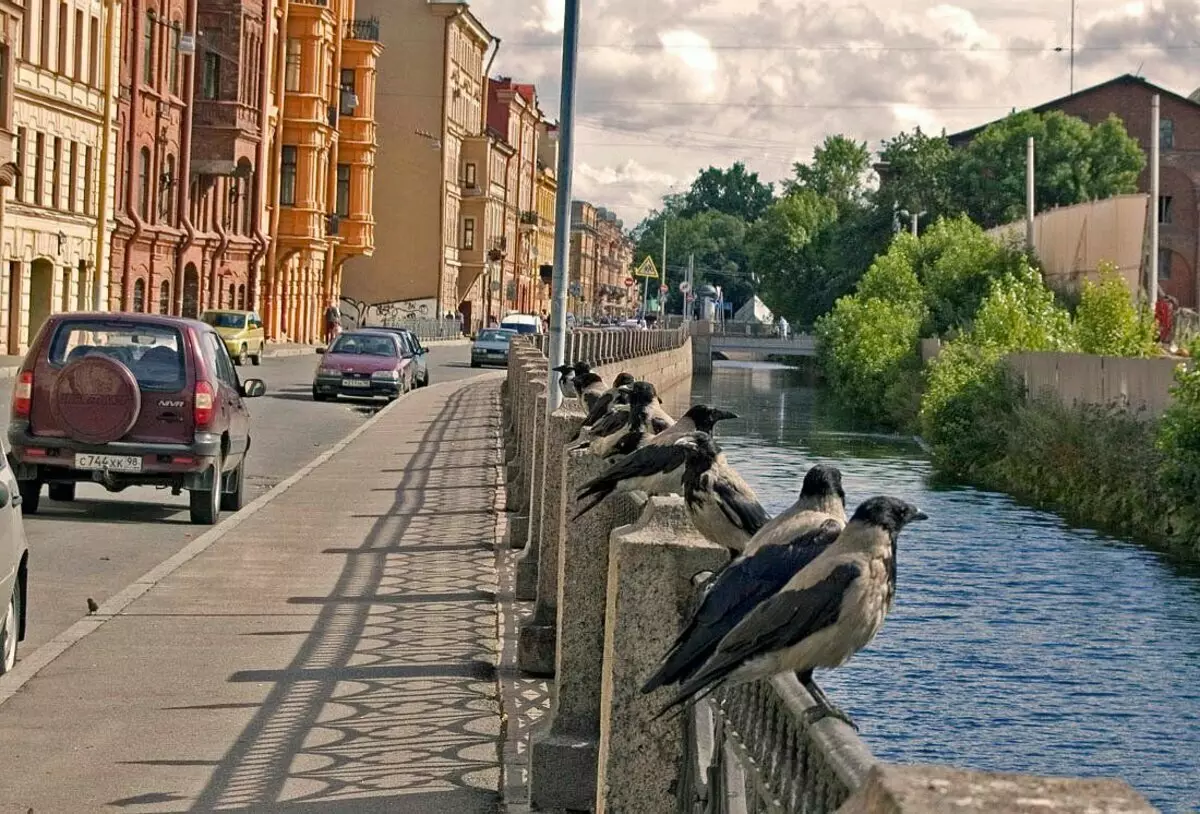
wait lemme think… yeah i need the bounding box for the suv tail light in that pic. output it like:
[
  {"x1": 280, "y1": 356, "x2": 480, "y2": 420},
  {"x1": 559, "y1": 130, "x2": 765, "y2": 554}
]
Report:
[
  {"x1": 12, "y1": 370, "x2": 32, "y2": 418},
  {"x1": 194, "y1": 380, "x2": 215, "y2": 428}
]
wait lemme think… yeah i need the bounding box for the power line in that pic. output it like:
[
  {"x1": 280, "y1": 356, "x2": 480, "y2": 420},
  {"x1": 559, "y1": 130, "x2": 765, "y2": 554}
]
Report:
[{"x1": 381, "y1": 40, "x2": 1198, "y2": 55}]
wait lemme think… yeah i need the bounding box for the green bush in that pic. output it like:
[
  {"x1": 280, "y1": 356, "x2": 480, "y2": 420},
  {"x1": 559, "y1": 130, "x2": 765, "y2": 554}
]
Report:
[
  {"x1": 1156, "y1": 356, "x2": 1200, "y2": 544},
  {"x1": 1074, "y1": 263, "x2": 1158, "y2": 357}
]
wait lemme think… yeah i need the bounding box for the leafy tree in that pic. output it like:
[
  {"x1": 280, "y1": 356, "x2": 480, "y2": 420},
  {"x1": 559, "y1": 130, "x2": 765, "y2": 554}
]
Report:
[
  {"x1": 746, "y1": 191, "x2": 839, "y2": 327},
  {"x1": 681, "y1": 162, "x2": 775, "y2": 222},
  {"x1": 954, "y1": 109, "x2": 1145, "y2": 228},
  {"x1": 1074, "y1": 263, "x2": 1158, "y2": 357},
  {"x1": 784, "y1": 135, "x2": 872, "y2": 208},
  {"x1": 874, "y1": 128, "x2": 961, "y2": 224},
  {"x1": 632, "y1": 210, "x2": 754, "y2": 314}
]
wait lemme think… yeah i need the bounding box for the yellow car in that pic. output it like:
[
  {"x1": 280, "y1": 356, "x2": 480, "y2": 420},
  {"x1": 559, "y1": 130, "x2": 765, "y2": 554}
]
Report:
[{"x1": 200, "y1": 309, "x2": 266, "y2": 366}]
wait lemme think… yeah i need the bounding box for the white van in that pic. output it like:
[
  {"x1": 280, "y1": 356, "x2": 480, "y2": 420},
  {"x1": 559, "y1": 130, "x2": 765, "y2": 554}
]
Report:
[{"x1": 499, "y1": 313, "x2": 543, "y2": 335}]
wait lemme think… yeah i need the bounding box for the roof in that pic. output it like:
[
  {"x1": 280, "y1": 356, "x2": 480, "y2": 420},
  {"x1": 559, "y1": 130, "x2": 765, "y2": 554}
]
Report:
[{"x1": 946, "y1": 73, "x2": 1200, "y2": 145}]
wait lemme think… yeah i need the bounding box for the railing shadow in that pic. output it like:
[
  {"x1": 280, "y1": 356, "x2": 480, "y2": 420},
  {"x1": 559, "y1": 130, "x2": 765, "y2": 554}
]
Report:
[{"x1": 184, "y1": 384, "x2": 502, "y2": 812}]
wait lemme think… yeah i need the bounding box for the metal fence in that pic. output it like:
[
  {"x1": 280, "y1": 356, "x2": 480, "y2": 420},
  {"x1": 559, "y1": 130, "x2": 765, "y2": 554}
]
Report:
[
  {"x1": 680, "y1": 676, "x2": 876, "y2": 813},
  {"x1": 371, "y1": 316, "x2": 464, "y2": 341}
]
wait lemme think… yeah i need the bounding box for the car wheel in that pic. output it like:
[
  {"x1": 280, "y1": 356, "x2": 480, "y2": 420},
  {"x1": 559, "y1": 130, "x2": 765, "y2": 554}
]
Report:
[
  {"x1": 48, "y1": 482, "x2": 76, "y2": 502},
  {"x1": 422, "y1": 370, "x2": 430, "y2": 387},
  {"x1": 18, "y1": 481, "x2": 40, "y2": 515},
  {"x1": 0, "y1": 579, "x2": 21, "y2": 675},
  {"x1": 250, "y1": 343, "x2": 263, "y2": 366},
  {"x1": 236, "y1": 344, "x2": 248, "y2": 366},
  {"x1": 189, "y1": 458, "x2": 222, "y2": 525},
  {"x1": 470, "y1": 361, "x2": 481, "y2": 368},
  {"x1": 312, "y1": 387, "x2": 330, "y2": 402},
  {"x1": 220, "y1": 459, "x2": 245, "y2": 512}
]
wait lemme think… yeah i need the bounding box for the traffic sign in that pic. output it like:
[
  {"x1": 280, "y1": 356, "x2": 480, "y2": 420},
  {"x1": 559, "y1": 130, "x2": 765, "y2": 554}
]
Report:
[
  {"x1": 624, "y1": 277, "x2": 634, "y2": 288},
  {"x1": 679, "y1": 281, "x2": 690, "y2": 293},
  {"x1": 632, "y1": 256, "x2": 658, "y2": 279}
]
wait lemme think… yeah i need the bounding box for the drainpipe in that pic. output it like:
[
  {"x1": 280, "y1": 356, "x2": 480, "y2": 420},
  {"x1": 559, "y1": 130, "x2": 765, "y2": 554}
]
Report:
[
  {"x1": 120, "y1": 3, "x2": 147, "y2": 311},
  {"x1": 174, "y1": 0, "x2": 199, "y2": 314},
  {"x1": 262, "y1": 0, "x2": 289, "y2": 339},
  {"x1": 247, "y1": 15, "x2": 273, "y2": 309},
  {"x1": 322, "y1": 7, "x2": 345, "y2": 307},
  {"x1": 480, "y1": 37, "x2": 499, "y2": 131},
  {"x1": 436, "y1": 7, "x2": 465, "y2": 315},
  {"x1": 212, "y1": 182, "x2": 229, "y2": 302},
  {"x1": 94, "y1": 0, "x2": 120, "y2": 310}
]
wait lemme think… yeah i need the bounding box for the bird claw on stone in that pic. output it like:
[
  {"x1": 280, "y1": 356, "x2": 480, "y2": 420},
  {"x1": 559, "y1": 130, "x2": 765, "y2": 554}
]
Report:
[{"x1": 802, "y1": 702, "x2": 859, "y2": 732}]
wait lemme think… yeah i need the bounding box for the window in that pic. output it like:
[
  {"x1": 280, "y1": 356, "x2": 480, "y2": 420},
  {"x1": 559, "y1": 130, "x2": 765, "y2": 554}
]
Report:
[
  {"x1": 137, "y1": 146, "x2": 151, "y2": 219},
  {"x1": 162, "y1": 154, "x2": 175, "y2": 222},
  {"x1": 83, "y1": 146, "x2": 94, "y2": 215},
  {"x1": 67, "y1": 141, "x2": 78, "y2": 212},
  {"x1": 228, "y1": 283, "x2": 235, "y2": 308},
  {"x1": 39, "y1": 0, "x2": 50, "y2": 67},
  {"x1": 279, "y1": 145, "x2": 297, "y2": 205},
  {"x1": 72, "y1": 10, "x2": 83, "y2": 80},
  {"x1": 33, "y1": 133, "x2": 44, "y2": 205},
  {"x1": 169, "y1": 24, "x2": 179, "y2": 95},
  {"x1": 339, "y1": 67, "x2": 355, "y2": 115},
  {"x1": 336, "y1": 163, "x2": 350, "y2": 217},
  {"x1": 57, "y1": 2, "x2": 67, "y2": 73},
  {"x1": 1161, "y1": 118, "x2": 1174, "y2": 150},
  {"x1": 1159, "y1": 195, "x2": 1173, "y2": 224},
  {"x1": 204, "y1": 333, "x2": 238, "y2": 389},
  {"x1": 464, "y1": 162, "x2": 477, "y2": 187},
  {"x1": 142, "y1": 12, "x2": 154, "y2": 84},
  {"x1": 60, "y1": 267, "x2": 71, "y2": 312},
  {"x1": 14, "y1": 127, "x2": 24, "y2": 202},
  {"x1": 202, "y1": 52, "x2": 219, "y2": 99},
  {"x1": 133, "y1": 278, "x2": 146, "y2": 312},
  {"x1": 237, "y1": 284, "x2": 246, "y2": 310},
  {"x1": 51, "y1": 136, "x2": 61, "y2": 208},
  {"x1": 1159, "y1": 248, "x2": 1172, "y2": 280},
  {"x1": 159, "y1": 280, "x2": 171, "y2": 314},
  {"x1": 284, "y1": 38, "x2": 301, "y2": 92},
  {"x1": 462, "y1": 217, "x2": 476, "y2": 250},
  {"x1": 88, "y1": 16, "x2": 99, "y2": 85}
]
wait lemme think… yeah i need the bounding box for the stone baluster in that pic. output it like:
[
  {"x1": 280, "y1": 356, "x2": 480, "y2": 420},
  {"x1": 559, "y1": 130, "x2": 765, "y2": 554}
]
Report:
[
  {"x1": 507, "y1": 360, "x2": 542, "y2": 538},
  {"x1": 515, "y1": 380, "x2": 549, "y2": 587},
  {"x1": 528, "y1": 449, "x2": 645, "y2": 811},
  {"x1": 518, "y1": 401, "x2": 588, "y2": 674},
  {"x1": 594, "y1": 496, "x2": 729, "y2": 814},
  {"x1": 502, "y1": 353, "x2": 529, "y2": 510}
]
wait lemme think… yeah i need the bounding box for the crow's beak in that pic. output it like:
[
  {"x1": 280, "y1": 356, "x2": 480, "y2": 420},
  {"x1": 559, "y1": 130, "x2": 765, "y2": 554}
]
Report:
[
  {"x1": 617, "y1": 385, "x2": 633, "y2": 394},
  {"x1": 913, "y1": 510, "x2": 930, "y2": 522},
  {"x1": 713, "y1": 409, "x2": 739, "y2": 422},
  {"x1": 553, "y1": 365, "x2": 572, "y2": 373}
]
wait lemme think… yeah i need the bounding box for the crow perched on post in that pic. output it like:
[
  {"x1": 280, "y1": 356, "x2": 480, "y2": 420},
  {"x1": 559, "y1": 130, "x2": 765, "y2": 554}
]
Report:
[
  {"x1": 580, "y1": 372, "x2": 636, "y2": 428},
  {"x1": 657, "y1": 496, "x2": 928, "y2": 729},
  {"x1": 552, "y1": 360, "x2": 593, "y2": 399},
  {"x1": 572, "y1": 371, "x2": 609, "y2": 412},
  {"x1": 572, "y1": 408, "x2": 740, "y2": 518},
  {"x1": 674, "y1": 431, "x2": 769, "y2": 553},
  {"x1": 583, "y1": 380, "x2": 673, "y2": 441},
  {"x1": 745, "y1": 463, "x2": 847, "y2": 555}
]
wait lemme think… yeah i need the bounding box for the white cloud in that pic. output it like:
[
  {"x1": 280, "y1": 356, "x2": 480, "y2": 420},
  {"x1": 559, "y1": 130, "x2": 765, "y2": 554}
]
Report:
[{"x1": 465, "y1": 0, "x2": 1200, "y2": 226}]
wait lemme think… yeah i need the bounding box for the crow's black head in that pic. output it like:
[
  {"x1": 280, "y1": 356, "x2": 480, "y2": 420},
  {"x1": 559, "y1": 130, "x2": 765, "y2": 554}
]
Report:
[
  {"x1": 674, "y1": 431, "x2": 720, "y2": 464},
  {"x1": 850, "y1": 496, "x2": 928, "y2": 532},
  {"x1": 552, "y1": 364, "x2": 574, "y2": 375},
  {"x1": 628, "y1": 380, "x2": 658, "y2": 407},
  {"x1": 614, "y1": 372, "x2": 636, "y2": 388},
  {"x1": 575, "y1": 371, "x2": 603, "y2": 389},
  {"x1": 573, "y1": 360, "x2": 593, "y2": 377},
  {"x1": 800, "y1": 464, "x2": 845, "y2": 504},
  {"x1": 682, "y1": 404, "x2": 739, "y2": 433}
]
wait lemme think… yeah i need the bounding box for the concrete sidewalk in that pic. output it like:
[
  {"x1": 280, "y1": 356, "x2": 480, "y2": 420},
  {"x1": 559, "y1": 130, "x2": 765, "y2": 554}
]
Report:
[{"x1": 0, "y1": 375, "x2": 507, "y2": 812}]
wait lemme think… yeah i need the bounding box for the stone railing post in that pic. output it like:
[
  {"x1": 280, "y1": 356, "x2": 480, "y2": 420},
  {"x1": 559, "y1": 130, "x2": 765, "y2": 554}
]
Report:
[
  {"x1": 518, "y1": 401, "x2": 588, "y2": 674},
  {"x1": 506, "y1": 359, "x2": 541, "y2": 538},
  {"x1": 594, "y1": 496, "x2": 729, "y2": 814},
  {"x1": 502, "y1": 351, "x2": 530, "y2": 498},
  {"x1": 837, "y1": 764, "x2": 1156, "y2": 813},
  {"x1": 515, "y1": 381, "x2": 549, "y2": 589},
  {"x1": 528, "y1": 450, "x2": 645, "y2": 811}
]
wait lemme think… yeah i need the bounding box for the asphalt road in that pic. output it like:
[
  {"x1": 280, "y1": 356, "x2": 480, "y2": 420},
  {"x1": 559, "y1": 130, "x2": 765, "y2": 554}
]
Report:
[{"x1": 2, "y1": 343, "x2": 485, "y2": 656}]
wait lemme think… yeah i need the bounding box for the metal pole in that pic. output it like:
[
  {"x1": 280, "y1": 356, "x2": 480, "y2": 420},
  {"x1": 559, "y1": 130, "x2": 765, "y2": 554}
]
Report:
[
  {"x1": 910, "y1": 212, "x2": 918, "y2": 236},
  {"x1": 1025, "y1": 136, "x2": 1035, "y2": 253},
  {"x1": 1069, "y1": 0, "x2": 1075, "y2": 94},
  {"x1": 661, "y1": 219, "x2": 667, "y2": 321},
  {"x1": 546, "y1": 0, "x2": 579, "y2": 413},
  {"x1": 1150, "y1": 93, "x2": 1160, "y2": 305}
]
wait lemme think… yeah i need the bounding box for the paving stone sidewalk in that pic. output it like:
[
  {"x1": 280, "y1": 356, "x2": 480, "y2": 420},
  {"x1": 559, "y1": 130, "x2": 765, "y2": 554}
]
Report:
[{"x1": 0, "y1": 376, "x2": 507, "y2": 813}]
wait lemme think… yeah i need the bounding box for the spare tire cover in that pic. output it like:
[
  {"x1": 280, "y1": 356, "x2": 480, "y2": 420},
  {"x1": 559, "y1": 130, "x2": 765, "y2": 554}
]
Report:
[{"x1": 50, "y1": 354, "x2": 142, "y2": 444}]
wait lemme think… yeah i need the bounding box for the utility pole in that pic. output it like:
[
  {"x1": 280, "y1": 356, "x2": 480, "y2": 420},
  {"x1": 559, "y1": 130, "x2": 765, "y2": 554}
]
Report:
[
  {"x1": 909, "y1": 211, "x2": 924, "y2": 236},
  {"x1": 686, "y1": 253, "x2": 694, "y2": 322},
  {"x1": 546, "y1": 0, "x2": 579, "y2": 413},
  {"x1": 1069, "y1": 0, "x2": 1076, "y2": 94},
  {"x1": 1150, "y1": 93, "x2": 1160, "y2": 305},
  {"x1": 658, "y1": 221, "x2": 666, "y2": 321},
  {"x1": 1025, "y1": 136, "x2": 1036, "y2": 253}
]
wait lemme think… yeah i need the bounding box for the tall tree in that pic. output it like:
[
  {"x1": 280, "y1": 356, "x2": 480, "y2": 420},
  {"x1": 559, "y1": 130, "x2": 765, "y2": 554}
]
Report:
[
  {"x1": 874, "y1": 128, "x2": 962, "y2": 225},
  {"x1": 746, "y1": 191, "x2": 840, "y2": 327},
  {"x1": 784, "y1": 135, "x2": 873, "y2": 208},
  {"x1": 680, "y1": 162, "x2": 775, "y2": 222},
  {"x1": 633, "y1": 210, "x2": 754, "y2": 315}
]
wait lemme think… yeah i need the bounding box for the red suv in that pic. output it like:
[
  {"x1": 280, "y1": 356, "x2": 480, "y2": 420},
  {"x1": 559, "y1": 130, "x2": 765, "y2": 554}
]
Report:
[{"x1": 6, "y1": 313, "x2": 266, "y2": 525}]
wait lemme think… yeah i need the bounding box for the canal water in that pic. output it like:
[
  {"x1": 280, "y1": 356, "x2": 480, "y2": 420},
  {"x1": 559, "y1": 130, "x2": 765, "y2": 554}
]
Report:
[{"x1": 660, "y1": 361, "x2": 1200, "y2": 812}]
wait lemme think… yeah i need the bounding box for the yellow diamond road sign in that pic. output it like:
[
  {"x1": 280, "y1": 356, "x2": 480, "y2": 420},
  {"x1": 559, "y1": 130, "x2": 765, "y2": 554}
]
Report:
[{"x1": 633, "y1": 256, "x2": 658, "y2": 279}]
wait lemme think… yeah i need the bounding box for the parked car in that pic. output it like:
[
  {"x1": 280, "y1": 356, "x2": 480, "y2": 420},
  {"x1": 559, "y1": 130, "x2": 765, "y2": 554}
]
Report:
[
  {"x1": 358, "y1": 327, "x2": 430, "y2": 387},
  {"x1": 499, "y1": 313, "x2": 543, "y2": 335},
  {"x1": 471, "y1": 328, "x2": 518, "y2": 368},
  {"x1": 200, "y1": 309, "x2": 266, "y2": 366},
  {"x1": 312, "y1": 331, "x2": 414, "y2": 402},
  {"x1": 0, "y1": 434, "x2": 29, "y2": 676},
  {"x1": 7, "y1": 313, "x2": 267, "y2": 526}
]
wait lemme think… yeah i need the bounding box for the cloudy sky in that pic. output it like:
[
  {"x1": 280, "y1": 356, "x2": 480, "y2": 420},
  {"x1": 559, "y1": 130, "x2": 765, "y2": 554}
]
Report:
[{"x1": 463, "y1": 0, "x2": 1200, "y2": 226}]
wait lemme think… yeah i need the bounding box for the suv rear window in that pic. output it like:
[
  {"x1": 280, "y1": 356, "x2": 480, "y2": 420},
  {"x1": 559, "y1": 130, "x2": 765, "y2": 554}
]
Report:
[
  {"x1": 202, "y1": 312, "x2": 246, "y2": 329},
  {"x1": 49, "y1": 320, "x2": 187, "y2": 391}
]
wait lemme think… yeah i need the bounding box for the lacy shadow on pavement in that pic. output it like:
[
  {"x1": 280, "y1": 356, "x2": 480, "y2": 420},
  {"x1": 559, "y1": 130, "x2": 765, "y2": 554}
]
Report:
[{"x1": 190, "y1": 383, "x2": 504, "y2": 813}]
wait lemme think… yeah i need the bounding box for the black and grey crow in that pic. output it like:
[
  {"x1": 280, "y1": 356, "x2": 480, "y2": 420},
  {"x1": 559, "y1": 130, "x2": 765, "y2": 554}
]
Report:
[
  {"x1": 573, "y1": 371, "x2": 609, "y2": 412},
  {"x1": 580, "y1": 372, "x2": 636, "y2": 428},
  {"x1": 586, "y1": 380, "x2": 674, "y2": 440},
  {"x1": 658, "y1": 496, "x2": 928, "y2": 728},
  {"x1": 553, "y1": 360, "x2": 592, "y2": 398},
  {"x1": 573, "y1": 407, "x2": 740, "y2": 518},
  {"x1": 745, "y1": 464, "x2": 848, "y2": 555},
  {"x1": 674, "y1": 432, "x2": 769, "y2": 552},
  {"x1": 640, "y1": 517, "x2": 843, "y2": 696}
]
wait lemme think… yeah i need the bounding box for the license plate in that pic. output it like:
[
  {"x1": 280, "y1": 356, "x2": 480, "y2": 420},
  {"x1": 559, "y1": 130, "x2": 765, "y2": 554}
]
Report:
[
  {"x1": 75, "y1": 453, "x2": 143, "y2": 473},
  {"x1": 489, "y1": 350, "x2": 505, "y2": 355},
  {"x1": 341, "y1": 378, "x2": 371, "y2": 388}
]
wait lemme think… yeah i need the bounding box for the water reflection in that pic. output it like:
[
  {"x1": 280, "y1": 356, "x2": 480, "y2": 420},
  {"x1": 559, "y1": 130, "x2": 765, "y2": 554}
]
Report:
[{"x1": 661, "y1": 362, "x2": 1200, "y2": 812}]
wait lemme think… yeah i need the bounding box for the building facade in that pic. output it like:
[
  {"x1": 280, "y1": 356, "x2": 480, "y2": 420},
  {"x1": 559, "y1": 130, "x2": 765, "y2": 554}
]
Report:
[
  {"x1": 342, "y1": 0, "x2": 492, "y2": 326},
  {"x1": 533, "y1": 120, "x2": 557, "y2": 313},
  {"x1": 948, "y1": 74, "x2": 1200, "y2": 309},
  {"x1": 4, "y1": 0, "x2": 116, "y2": 354},
  {"x1": 568, "y1": 199, "x2": 597, "y2": 318},
  {"x1": 487, "y1": 77, "x2": 541, "y2": 316},
  {"x1": 594, "y1": 207, "x2": 633, "y2": 317}
]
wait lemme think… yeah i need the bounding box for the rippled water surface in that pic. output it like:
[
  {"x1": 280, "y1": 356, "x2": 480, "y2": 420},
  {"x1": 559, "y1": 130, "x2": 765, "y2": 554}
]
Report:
[{"x1": 662, "y1": 362, "x2": 1200, "y2": 812}]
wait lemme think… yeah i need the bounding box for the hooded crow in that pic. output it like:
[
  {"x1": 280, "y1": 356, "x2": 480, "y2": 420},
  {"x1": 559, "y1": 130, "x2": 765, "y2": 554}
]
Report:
[
  {"x1": 640, "y1": 516, "x2": 843, "y2": 696},
  {"x1": 674, "y1": 431, "x2": 769, "y2": 552},
  {"x1": 573, "y1": 371, "x2": 609, "y2": 412},
  {"x1": 586, "y1": 380, "x2": 674, "y2": 440},
  {"x1": 573, "y1": 407, "x2": 740, "y2": 518},
  {"x1": 658, "y1": 496, "x2": 928, "y2": 727},
  {"x1": 745, "y1": 464, "x2": 848, "y2": 556},
  {"x1": 580, "y1": 372, "x2": 636, "y2": 428},
  {"x1": 552, "y1": 360, "x2": 592, "y2": 398}
]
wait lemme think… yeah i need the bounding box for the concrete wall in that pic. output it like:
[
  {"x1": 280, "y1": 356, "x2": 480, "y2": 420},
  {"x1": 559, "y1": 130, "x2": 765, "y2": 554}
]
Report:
[{"x1": 1005, "y1": 351, "x2": 1183, "y2": 417}]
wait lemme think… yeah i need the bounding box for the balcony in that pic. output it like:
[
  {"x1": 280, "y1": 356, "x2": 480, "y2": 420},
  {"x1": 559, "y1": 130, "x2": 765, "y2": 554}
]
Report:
[
  {"x1": 283, "y1": 94, "x2": 332, "y2": 128},
  {"x1": 191, "y1": 101, "x2": 261, "y2": 170},
  {"x1": 519, "y1": 210, "x2": 538, "y2": 231},
  {"x1": 460, "y1": 181, "x2": 484, "y2": 197},
  {"x1": 325, "y1": 213, "x2": 341, "y2": 236},
  {"x1": 345, "y1": 18, "x2": 380, "y2": 41},
  {"x1": 336, "y1": 218, "x2": 375, "y2": 258}
]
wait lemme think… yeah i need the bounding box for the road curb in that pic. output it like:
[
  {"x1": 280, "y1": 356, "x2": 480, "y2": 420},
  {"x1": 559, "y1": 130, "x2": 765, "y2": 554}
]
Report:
[{"x1": 0, "y1": 375, "x2": 476, "y2": 707}]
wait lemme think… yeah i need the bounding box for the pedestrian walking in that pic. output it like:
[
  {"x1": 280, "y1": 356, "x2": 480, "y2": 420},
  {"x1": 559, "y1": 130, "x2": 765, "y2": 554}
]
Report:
[{"x1": 324, "y1": 301, "x2": 340, "y2": 345}]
